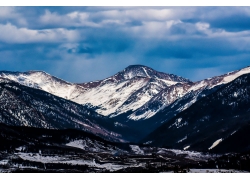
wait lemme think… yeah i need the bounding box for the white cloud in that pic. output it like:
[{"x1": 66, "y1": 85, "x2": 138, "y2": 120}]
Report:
[
  {"x1": 40, "y1": 10, "x2": 100, "y2": 28},
  {"x1": 120, "y1": 20, "x2": 184, "y2": 39},
  {"x1": 0, "y1": 23, "x2": 79, "y2": 43},
  {"x1": 0, "y1": 7, "x2": 16, "y2": 18},
  {"x1": 40, "y1": 10, "x2": 63, "y2": 25},
  {"x1": 35, "y1": 7, "x2": 250, "y2": 42},
  {"x1": 0, "y1": 7, "x2": 27, "y2": 26},
  {"x1": 198, "y1": 7, "x2": 250, "y2": 20},
  {"x1": 37, "y1": 8, "x2": 197, "y2": 29},
  {"x1": 195, "y1": 22, "x2": 210, "y2": 31},
  {"x1": 93, "y1": 8, "x2": 195, "y2": 22}
]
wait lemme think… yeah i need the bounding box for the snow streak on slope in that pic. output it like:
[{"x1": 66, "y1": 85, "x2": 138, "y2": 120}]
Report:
[
  {"x1": 128, "y1": 83, "x2": 192, "y2": 120},
  {"x1": 208, "y1": 139, "x2": 223, "y2": 150},
  {"x1": 222, "y1": 67, "x2": 250, "y2": 84},
  {"x1": 74, "y1": 77, "x2": 149, "y2": 116},
  {"x1": 109, "y1": 78, "x2": 176, "y2": 117},
  {"x1": 77, "y1": 65, "x2": 191, "y2": 117}
]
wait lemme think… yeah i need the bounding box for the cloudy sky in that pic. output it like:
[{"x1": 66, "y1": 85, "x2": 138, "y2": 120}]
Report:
[{"x1": 0, "y1": 6, "x2": 250, "y2": 82}]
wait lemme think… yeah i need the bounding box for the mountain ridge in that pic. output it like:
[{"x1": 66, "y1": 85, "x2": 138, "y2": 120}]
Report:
[
  {"x1": 127, "y1": 66, "x2": 250, "y2": 122},
  {"x1": 141, "y1": 73, "x2": 250, "y2": 153},
  {"x1": 0, "y1": 65, "x2": 190, "y2": 119}
]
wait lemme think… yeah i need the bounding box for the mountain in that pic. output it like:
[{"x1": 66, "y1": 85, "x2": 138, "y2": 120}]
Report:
[
  {"x1": 0, "y1": 70, "x2": 84, "y2": 100},
  {"x1": 2, "y1": 66, "x2": 250, "y2": 143},
  {"x1": 2, "y1": 65, "x2": 250, "y2": 172},
  {"x1": 0, "y1": 77, "x2": 123, "y2": 142},
  {"x1": 141, "y1": 73, "x2": 250, "y2": 153},
  {"x1": 0, "y1": 65, "x2": 191, "y2": 120},
  {"x1": 128, "y1": 66, "x2": 250, "y2": 122},
  {"x1": 75, "y1": 65, "x2": 191, "y2": 117},
  {"x1": 108, "y1": 66, "x2": 250, "y2": 140}
]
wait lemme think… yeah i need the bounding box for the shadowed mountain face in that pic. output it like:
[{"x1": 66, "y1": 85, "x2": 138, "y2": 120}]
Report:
[
  {"x1": 1, "y1": 123, "x2": 250, "y2": 173},
  {"x1": 0, "y1": 78, "x2": 124, "y2": 142},
  {"x1": 142, "y1": 73, "x2": 250, "y2": 153},
  {"x1": 0, "y1": 123, "x2": 131, "y2": 153}
]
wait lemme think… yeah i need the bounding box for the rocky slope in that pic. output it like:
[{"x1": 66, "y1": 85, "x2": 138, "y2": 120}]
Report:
[
  {"x1": 142, "y1": 73, "x2": 250, "y2": 153},
  {"x1": 129, "y1": 66, "x2": 250, "y2": 122},
  {"x1": 0, "y1": 78, "x2": 123, "y2": 142}
]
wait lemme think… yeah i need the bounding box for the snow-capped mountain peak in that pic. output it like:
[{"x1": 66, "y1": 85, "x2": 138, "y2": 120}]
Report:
[
  {"x1": 115, "y1": 65, "x2": 192, "y2": 83},
  {"x1": 0, "y1": 70, "x2": 83, "y2": 101},
  {"x1": 122, "y1": 65, "x2": 151, "y2": 79},
  {"x1": 75, "y1": 65, "x2": 192, "y2": 116}
]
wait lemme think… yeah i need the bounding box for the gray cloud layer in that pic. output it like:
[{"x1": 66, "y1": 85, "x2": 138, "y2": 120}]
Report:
[{"x1": 0, "y1": 7, "x2": 250, "y2": 82}]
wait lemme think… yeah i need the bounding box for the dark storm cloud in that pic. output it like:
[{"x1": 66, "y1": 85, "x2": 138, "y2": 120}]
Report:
[
  {"x1": 181, "y1": 7, "x2": 250, "y2": 32},
  {"x1": 67, "y1": 46, "x2": 94, "y2": 54},
  {"x1": 125, "y1": 20, "x2": 143, "y2": 27},
  {"x1": 145, "y1": 36, "x2": 248, "y2": 60},
  {"x1": 209, "y1": 15, "x2": 250, "y2": 32},
  {"x1": 0, "y1": 6, "x2": 250, "y2": 82}
]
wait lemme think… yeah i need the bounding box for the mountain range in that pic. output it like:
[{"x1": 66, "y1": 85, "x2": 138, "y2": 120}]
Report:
[{"x1": 1, "y1": 65, "x2": 250, "y2": 153}]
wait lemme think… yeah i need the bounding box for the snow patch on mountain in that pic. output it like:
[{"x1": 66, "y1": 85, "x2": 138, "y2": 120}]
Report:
[
  {"x1": 208, "y1": 138, "x2": 223, "y2": 150},
  {"x1": 223, "y1": 67, "x2": 250, "y2": 83},
  {"x1": 130, "y1": 145, "x2": 144, "y2": 154},
  {"x1": 65, "y1": 138, "x2": 123, "y2": 153},
  {"x1": 0, "y1": 71, "x2": 84, "y2": 101},
  {"x1": 74, "y1": 78, "x2": 149, "y2": 116},
  {"x1": 128, "y1": 109, "x2": 157, "y2": 121},
  {"x1": 177, "y1": 135, "x2": 187, "y2": 143},
  {"x1": 66, "y1": 140, "x2": 88, "y2": 150}
]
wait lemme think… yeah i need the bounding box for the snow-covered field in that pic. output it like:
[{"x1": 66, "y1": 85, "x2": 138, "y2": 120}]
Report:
[
  {"x1": 17, "y1": 153, "x2": 123, "y2": 171},
  {"x1": 157, "y1": 148, "x2": 217, "y2": 161},
  {"x1": 189, "y1": 169, "x2": 248, "y2": 173},
  {"x1": 0, "y1": 160, "x2": 9, "y2": 165},
  {"x1": 16, "y1": 152, "x2": 143, "y2": 172},
  {"x1": 65, "y1": 139, "x2": 124, "y2": 154}
]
